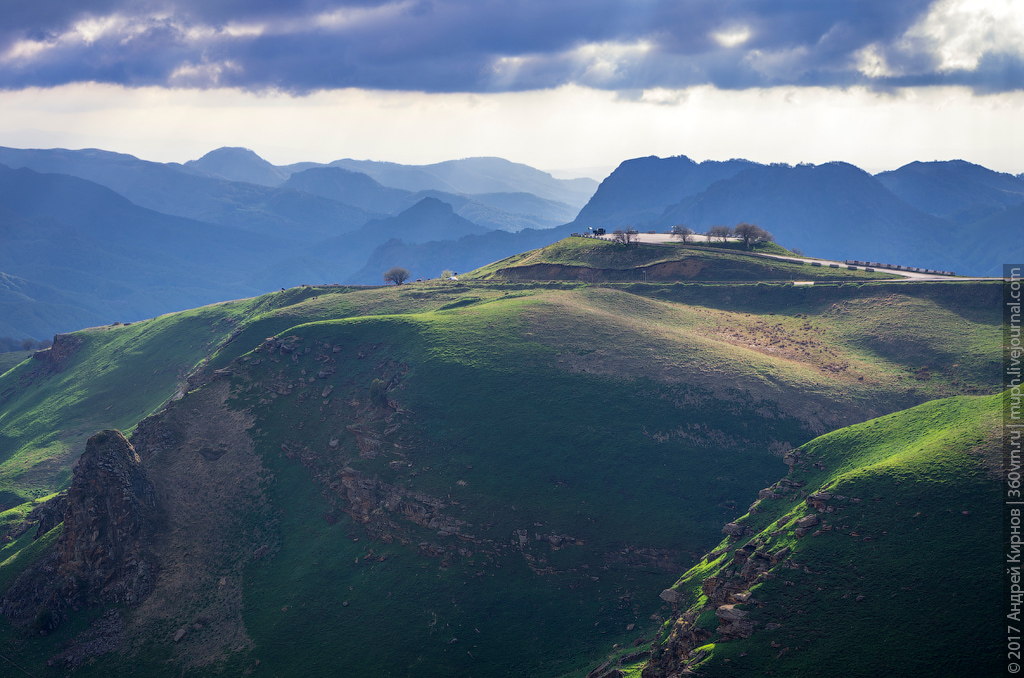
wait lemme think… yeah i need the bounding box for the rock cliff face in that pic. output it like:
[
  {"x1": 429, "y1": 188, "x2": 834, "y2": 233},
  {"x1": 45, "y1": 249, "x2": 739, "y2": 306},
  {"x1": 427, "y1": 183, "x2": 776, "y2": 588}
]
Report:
[
  {"x1": 1, "y1": 430, "x2": 158, "y2": 630},
  {"x1": 56, "y1": 430, "x2": 158, "y2": 606},
  {"x1": 31, "y1": 333, "x2": 82, "y2": 371}
]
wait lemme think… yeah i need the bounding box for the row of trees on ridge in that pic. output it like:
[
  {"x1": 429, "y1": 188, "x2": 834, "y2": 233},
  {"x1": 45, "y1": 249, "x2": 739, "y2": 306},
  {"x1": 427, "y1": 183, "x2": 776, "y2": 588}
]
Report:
[{"x1": 669, "y1": 222, "x2": 774, "y2": 247}]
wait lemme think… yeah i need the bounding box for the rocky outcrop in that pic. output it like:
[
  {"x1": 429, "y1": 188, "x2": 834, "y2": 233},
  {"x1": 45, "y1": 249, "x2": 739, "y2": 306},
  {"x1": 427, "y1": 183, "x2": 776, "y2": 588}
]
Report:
[
  {"x1": 640, "y1": 519, "x2": 791, "y2": 676},
  {"x1": 330, "y1": 466, "x2": 465, "y2": 539},
  {"x1": 31, "y1": 333, "x2": 82, "y2": 372},
  {"x1": 1, "y1": 430, "x2": 158, "y2": 631},
  {"x1": 643, "y1": 610, "x2": 711, "y2": 678},
  {"x1": 56, "y1": 430, "x2": 157, "y2": 604}
]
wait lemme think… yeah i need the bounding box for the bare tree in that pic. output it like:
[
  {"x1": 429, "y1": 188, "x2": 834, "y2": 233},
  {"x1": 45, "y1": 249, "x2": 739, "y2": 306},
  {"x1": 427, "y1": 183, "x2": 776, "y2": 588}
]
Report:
[
  {"x1": 611, "y1": 229, "x2": 637, "y2": 246},
  {"x1": 670, "y1": 225, "x2": 694, "y2": 243},
  {"x1": 734, "y1": 223, "x2": 774, "y2": 248},
  {"x1": 383, "y1": 266, "x2": 411, "y2": 285},
  {"x1": 706, "y1": 225, "x2": 733, "y2": 243}
]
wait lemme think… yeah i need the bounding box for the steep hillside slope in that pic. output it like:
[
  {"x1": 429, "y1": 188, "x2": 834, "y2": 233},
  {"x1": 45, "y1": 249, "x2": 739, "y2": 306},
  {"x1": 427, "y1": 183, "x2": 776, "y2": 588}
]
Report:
[
  {"x1": 605, "y1": 391, "x2": 1002, "y2": 678},
  {"x1": 0, "y1": 267, "x2": 1001, "y2": 677}
]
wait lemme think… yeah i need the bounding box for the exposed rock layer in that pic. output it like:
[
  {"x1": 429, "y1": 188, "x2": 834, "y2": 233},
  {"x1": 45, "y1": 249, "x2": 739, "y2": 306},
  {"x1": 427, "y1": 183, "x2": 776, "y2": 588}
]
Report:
[{"x1": 1, "y1": 430, "x2": 157, "y2": 629}]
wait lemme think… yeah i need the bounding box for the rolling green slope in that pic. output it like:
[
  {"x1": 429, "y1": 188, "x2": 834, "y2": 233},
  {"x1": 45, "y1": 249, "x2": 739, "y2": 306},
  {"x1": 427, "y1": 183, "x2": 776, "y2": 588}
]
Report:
[
  {"x1": 0, "y1": 240, "x2": 1004, "y2": 676},
  {"x1": 620, "y1": 392, "x2": 1002, "y2": 678}
]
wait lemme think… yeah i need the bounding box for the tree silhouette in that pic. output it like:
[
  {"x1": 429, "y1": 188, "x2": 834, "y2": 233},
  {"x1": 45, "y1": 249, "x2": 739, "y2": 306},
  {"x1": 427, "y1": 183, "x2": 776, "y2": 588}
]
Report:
[
  {"x1": 707, "y1": 225, "x2": 733, "y2": 242},
  {"x1": 670, "y1": 225, "x2": 694, "y2": 242},
  {"x1": 612, "y1": 229, "x2": 638, "y2": 246},
  {"x1": 383, "y1": 266, "x2": 411, "y2": 285},
  {"x1": 734, "y1": 223, "x2": 774, "y2": 248}
]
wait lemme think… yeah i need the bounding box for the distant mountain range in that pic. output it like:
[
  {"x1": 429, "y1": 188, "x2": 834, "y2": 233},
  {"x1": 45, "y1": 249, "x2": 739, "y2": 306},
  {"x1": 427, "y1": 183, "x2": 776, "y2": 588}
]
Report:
[
  {"x1": 0, "y1": 145, "x2": 1018, "y2": 342},
  {"x1": 569, "y1": 155, "x2": 1023, "y2": 275}
]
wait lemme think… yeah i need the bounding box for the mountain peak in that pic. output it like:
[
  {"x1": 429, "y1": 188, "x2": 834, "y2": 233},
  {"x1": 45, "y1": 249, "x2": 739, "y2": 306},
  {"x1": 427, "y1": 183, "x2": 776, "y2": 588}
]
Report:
[
  {"x1": 184, "y1": 147, "x2": 288, "y2": 186},
  {"x1": 402, "y1": 196, "x2": 456, "y2": 217}
]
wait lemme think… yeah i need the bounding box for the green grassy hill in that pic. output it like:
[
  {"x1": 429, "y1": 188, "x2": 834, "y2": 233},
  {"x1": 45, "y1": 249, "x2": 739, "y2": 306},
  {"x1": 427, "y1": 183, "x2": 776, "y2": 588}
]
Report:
[
  {"x1": 0, "y1": 239, "x2": 1004, "y2": 677},
  {"x1": 615, "y1": 391, "x2": 1002, "y2": 678},
  {"x1": 466, "y1": 237, "x2": 900, "y2": 282}
]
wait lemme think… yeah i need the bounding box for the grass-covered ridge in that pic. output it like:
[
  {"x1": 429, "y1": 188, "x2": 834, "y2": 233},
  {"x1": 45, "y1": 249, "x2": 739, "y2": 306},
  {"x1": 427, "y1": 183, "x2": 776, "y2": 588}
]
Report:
[
  {"x1": 635, "y1": 391, "x2": 1002, "y2": 678},
  {"x1": 466, "y1": 237, "x2": 900, "y2": 282},
  {"x1": 0, "y1": 271, "x2": 1004, "y2": 677}
]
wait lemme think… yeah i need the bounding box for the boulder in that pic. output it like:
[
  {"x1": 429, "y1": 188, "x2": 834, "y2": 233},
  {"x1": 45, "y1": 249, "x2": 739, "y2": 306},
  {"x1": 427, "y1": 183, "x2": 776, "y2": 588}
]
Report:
[
  {"x1": 716, "y1": 606, "x2": 755, "y2": 639},
  {"x1": 715, "y1": 606, "x2": 747, "y2": 623},
  {"x1": 722, "y1": 522, "x2": 745, "y2": 536},
  {"x1": 796, "y1": 515, "x2": 819, "y2": 529},
  {"x1": 659, "y1": 588, "x2": 683, "y2": 604}
]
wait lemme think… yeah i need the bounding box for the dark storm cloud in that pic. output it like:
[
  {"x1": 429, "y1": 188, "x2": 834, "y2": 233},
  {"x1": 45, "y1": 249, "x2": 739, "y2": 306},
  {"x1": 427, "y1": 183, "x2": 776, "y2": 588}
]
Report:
[{"x1": 0, "y1": 0, "x2": 1020, "y2": 93}]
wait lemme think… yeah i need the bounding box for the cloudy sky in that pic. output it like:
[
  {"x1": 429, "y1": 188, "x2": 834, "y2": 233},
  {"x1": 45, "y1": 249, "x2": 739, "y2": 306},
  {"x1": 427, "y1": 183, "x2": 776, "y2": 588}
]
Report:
[{"x1": 1, "y1": 0, "x2": 1022, "y2": 176}]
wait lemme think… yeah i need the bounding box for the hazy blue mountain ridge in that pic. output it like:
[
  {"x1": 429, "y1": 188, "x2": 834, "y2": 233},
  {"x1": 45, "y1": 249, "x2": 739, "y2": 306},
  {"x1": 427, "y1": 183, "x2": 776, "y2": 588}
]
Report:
[
  {"x1": 184, "y1": 146, "x2": 290, "y2": 186},
  {"x1": 569, "y1": 155, "x2": 758, "y2": 231},
  {"x1": 282, "y1": 167, "x2": 573, "y2": 231},
  {"x1": 0, "y1": 145, "x2": 1017, "y2": 341},
  {"x1": 329, "y1": 155, "x2": 598, "y2": 208},
  {"x1": 0, "y1": 147, "x2": 377, "y2": 240},
  {"x1": 282, "y1": 166, "x2": 410, "y2": 213},
  {"x1": 571, "y1": 157, "x2": 1016, "y2": 275},
  {"x1": 654, "y1": 162, "x2": 954, "y2": 269},
  {"x1": 0, "y1": 270, "x2": 109, "y2": 340},
  {"x1": 875, "y1": 159, "x2": 1024, "y2": 223}
]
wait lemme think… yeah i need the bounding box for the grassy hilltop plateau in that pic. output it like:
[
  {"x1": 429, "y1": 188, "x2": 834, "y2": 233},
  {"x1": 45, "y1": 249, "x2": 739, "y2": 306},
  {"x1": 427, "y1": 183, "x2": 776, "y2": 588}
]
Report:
[{"x1": 0, "y1": 235, "x2": 1005, "y2": 677}]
